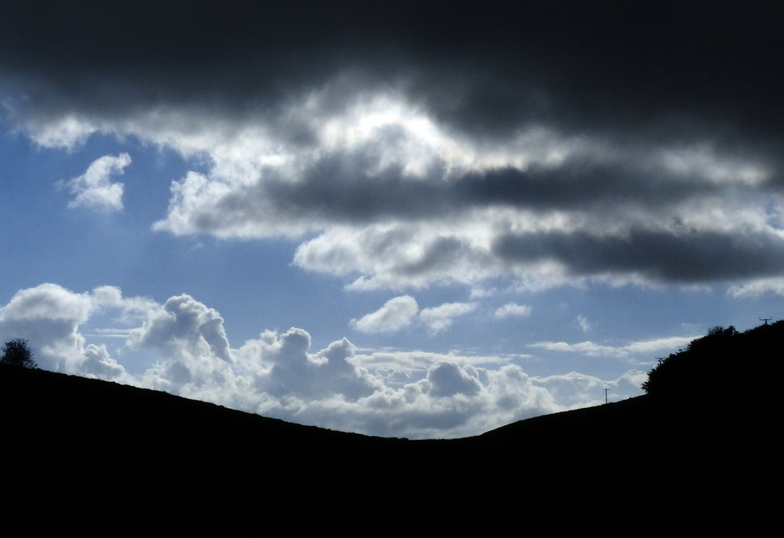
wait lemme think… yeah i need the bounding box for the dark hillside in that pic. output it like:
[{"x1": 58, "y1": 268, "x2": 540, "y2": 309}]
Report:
[{"x1": 1, "y1": 357, "x2": 781, "y2": 533}]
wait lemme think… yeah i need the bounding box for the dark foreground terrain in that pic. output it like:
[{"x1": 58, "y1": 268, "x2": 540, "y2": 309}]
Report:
[{"x1": 1, "y1": 365, "x2": 780, "y2": 534}]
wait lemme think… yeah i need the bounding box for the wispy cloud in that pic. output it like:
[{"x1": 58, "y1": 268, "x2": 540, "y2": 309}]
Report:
[
  {"x1": 575, "y1": 315, "x2": 593, "y2": 333},
  {"x1": 419, "y1": 302, "x2": 477, "y2": 334},
  {"x1": 350, "y1": 295, "x2": 419, "y2": 334},
  {"x1": 494, "y1": 303, "x2": 532, "y2": 319},
  {"x1": 529, "y1": 336, "x2": 697, "y2": 361}
]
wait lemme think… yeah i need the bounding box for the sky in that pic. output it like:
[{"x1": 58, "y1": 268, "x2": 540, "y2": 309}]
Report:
[{"x1": 2, "y1": 2, "x2": 783, "y2": 439}]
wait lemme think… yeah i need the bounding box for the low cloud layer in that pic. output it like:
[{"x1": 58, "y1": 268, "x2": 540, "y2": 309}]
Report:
[{"x1": 0, "y1": 283, "x2": 655, "y2": 439}]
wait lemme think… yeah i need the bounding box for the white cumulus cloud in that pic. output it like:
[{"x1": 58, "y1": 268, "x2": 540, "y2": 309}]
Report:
[
  {"x1": 0, "y1": 283, "x2": 665, "y2": 439},
  {"x1": 59, "y1": 153, "x2": 130, "y2": 211},
  {"x1": 0, "y1": 283, "x2": 135, "y2": 379}
]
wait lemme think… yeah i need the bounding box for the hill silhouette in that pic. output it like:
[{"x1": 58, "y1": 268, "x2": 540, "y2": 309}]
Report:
[{"x1": 1, "y1": 326, "x2": 781, "y2": 533}]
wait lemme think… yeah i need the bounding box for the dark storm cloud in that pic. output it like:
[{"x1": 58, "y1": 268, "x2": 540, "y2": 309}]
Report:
[
  {"x1": 493, "y1": 228, "x2": 784, "y2": 284},
  {"x1": 3, "y1": 1, "x2": 784, "y2": 148},
  {"x1": 5, "y1": 1, "x2": 784, "y2": 290}
]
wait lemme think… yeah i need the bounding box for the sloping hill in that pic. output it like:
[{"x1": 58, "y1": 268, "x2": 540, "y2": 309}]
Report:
[{"x1": 1, "y1": 363, "x2": 780, "y2": 533}]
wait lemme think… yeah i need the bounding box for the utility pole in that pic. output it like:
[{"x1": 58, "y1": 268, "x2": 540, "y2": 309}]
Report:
[{"x1": 760, "y1": 317, "x2": 772, "y2": 325}]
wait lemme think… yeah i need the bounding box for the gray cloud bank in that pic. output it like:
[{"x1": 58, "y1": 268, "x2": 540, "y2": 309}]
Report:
[{"x1": 4, "y1": 2, "x2": 784, "y2": 293}]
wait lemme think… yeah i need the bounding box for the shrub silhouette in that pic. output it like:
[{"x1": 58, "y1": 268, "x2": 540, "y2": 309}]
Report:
[{"x1": 1, "y1": 338, "x2": 37, "y2": 369}]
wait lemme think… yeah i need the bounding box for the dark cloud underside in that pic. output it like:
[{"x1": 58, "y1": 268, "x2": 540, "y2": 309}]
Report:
[
  {"x1": 255, "y1": 158, "x2": 718, "y2": 224},
  {"x1": 493, "y1": 228, "x2": 784, "y2": 284},
  {"x1": 2, "y1": 2, "x2": 784, "y2": 145}
]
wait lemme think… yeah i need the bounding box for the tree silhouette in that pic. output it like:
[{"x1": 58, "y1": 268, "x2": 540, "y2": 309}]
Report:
[
  {"x1": 642, "y1": 322, "x2": 784, "y2": 396},
  {"x1": 1, "y1": 338, "x2": 38, "y2": 369},
  {"x1": 642, "y1": 326, "x2": 738, "y2": 395}
]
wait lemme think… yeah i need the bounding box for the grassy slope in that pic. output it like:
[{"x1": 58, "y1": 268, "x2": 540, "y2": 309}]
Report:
[{"x1": 1, "y1": 364, "x2": 780, "y2": 533}]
